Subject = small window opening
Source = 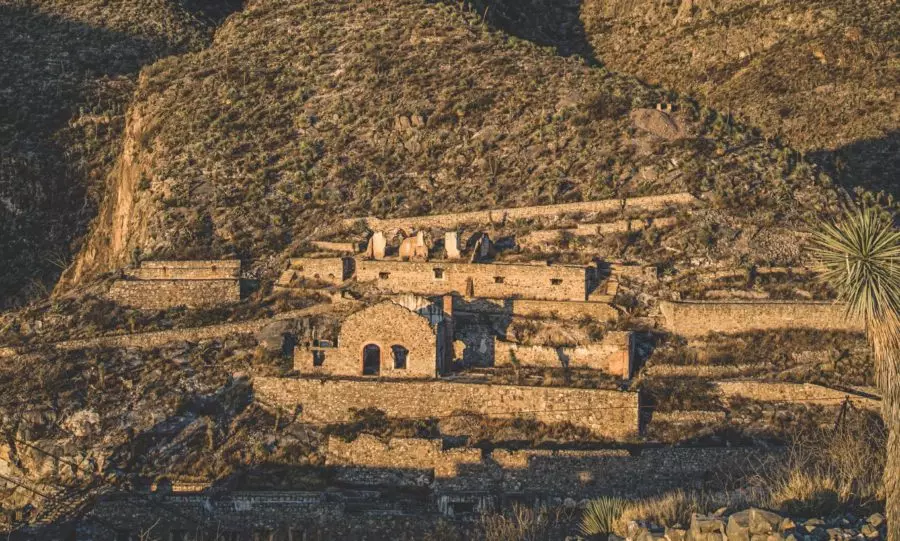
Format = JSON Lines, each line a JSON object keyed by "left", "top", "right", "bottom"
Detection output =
{"left": 550, "top": 278, "right": 563, "bottom": 286}
{"left": 312, "top": 350, "right": 326, "bottom": 367}
{"left": 433, "top": 267, "right": 445, "bottom": 280}
{"left": 379, "top": 272, "right": 390, "bottom": 280}
{"left": 494, "top": 276, "right": 505, "bottom": 284}
{"left": 391, "top": 345, "right": 409, "bottom": 369}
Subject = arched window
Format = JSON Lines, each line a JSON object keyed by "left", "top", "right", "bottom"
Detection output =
{"left": 391, "top": 345, "right": 409, "bottom": 369}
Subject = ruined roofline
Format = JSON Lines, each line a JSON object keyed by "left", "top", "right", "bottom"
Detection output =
{"left": 342, "top": 192, "right": 698, "bottom": 230}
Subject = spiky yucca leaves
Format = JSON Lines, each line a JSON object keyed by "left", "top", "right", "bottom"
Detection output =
{"left": 580, "top": 496, "right": 627, "bottom": 536}
{"left": 811, "top": 204, "right": 900, "bottom": 540}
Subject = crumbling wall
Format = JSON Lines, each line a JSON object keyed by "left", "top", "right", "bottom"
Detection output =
{"left": 284, "top": 257, "right": 352, "bottom": 286}
{"left": 106, "top": 278, "right": 240, "bottom": 310}
{"left": 346, "top": 193, "right": 696, "bottom": 230}
{"left": 294, "top": 302, "right": 440, "bottom": 378}
{"left": 356, "top": 260, "right": 589, "bottom": 302}
{"left": 254, "top": 377, "right": 640, "bottom": 439}
{"left": 123, "top": 259, "right": 240, "bottom": 280}
{"left": 494, "top": 331, "right": 633, "bottom": 378}
{"left": 659, "top": 301, "right": 863, "bottom": 336}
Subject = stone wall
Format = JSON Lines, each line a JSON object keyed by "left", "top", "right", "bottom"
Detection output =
{"left": 323, "top": 435, "right": 773, "bottom": 499}
{"left": 345, "top": 193, "right": 697, "bottom": 230}
{"left": 659, "top": 301, "right": 863, "bottom": 337}
{"left": 106, "top": 278, "right": 241, "bottom": 310}
{"left": 356, "top": 260, "right": 590, "bottom": 302}
{"left": 254, "top": 377, "right": 640, "bottom": 439}
{"left": 294, "top": 302, "right": 443, "bottom": 378}
{"left": 520, "top": 217, "right": 678, "bottom": 248}
{"left": 494, "top": 331, "right": 633, "bottom": 378}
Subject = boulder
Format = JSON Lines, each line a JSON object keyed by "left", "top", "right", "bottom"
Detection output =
{"left": 689, "top": 513, "right": 726, "bottom": 541}
{"left": 749, "top": 508, "right": 784, "bottom": 535}
{"left": 630, "top": 108, "right": 687, "bottom": 141}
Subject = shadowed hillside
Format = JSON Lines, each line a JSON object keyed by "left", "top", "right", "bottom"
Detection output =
{"left": 0, "top": 0, "right": 239, "bottom": 309}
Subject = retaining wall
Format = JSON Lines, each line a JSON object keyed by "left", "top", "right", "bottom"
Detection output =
{"left": 356, "top": 259, "right": 590, "bottom": 302}
{"left": 254, "top": 377, "right": 640, "bottom": 439}
{"left": 107, "top": 279, "right": 241, "bottom": 310}
{"left": 659, "top": 301, "right": 863, "bottom": 337}
{"left": 345, "top": 193, "right": 696, "bottom": 230}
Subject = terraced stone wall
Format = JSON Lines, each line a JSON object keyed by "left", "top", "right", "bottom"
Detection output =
{"left": 659, "top": 301, "right": 863, "bottom": 337}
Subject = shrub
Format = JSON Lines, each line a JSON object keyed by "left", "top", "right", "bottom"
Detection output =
{"left": 580, "top": 496, "right": 626, "bottom": 536}
{"left": 479, "top": 504, "right": 570, "bottom": 541}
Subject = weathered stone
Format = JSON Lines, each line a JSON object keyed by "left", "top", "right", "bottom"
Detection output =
{"left": 860, "top": 524, "right": 879, "bottom": 539}
{"left": 866, "top": 515, "right": 884, "bottom": 529}
{"left": 255, "top": 320, "right": 292, "bottom": 354}
{"left": 445, "top": 231, "right": 461, "bottom": 260}
{"left": 749, "top": 508, "right": 784, "bottom": 535}
{"left": 727, "top": 510, "right": 751, "bottom": 541}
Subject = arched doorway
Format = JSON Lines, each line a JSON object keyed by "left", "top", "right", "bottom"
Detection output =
{"left": 362, "top": 344, "right": 381, "bottom": 375}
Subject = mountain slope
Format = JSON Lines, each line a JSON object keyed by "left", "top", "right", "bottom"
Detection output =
{"left": 0, "top": 0, "right": 236, "bottom": 308}
{"left": 579, "top": 0, "right": 899, "bottom": 190}
{"left": 61, "top": 0, "right": 838, "bottom": 287}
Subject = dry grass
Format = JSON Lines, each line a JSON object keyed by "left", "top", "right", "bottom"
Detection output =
{"left": 763, "top": 408, "right": 886, "bottom": 516}
{"left": 480, "top": 504, "right": 574, "bottom": 541}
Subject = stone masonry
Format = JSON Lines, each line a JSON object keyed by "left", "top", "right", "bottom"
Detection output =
{"left": 107, "top": 260, "right": 241, "bottom": 310}
{"left": 254, "top": 377, "right": 640, "bottom": 440}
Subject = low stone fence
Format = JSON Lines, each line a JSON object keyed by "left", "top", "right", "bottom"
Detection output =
{"left": 254, "top": 377, "right": 640, "bottom": 440}
{"left": 520, "top": 217, "right": 678, "bottom": 248}
{"left": 345, "top": 193, "right": 697, "bottom": 231}
{"left": 659, "top": 301, "right": 863, "bottom": 337}
{"left": 7, "top": 308, "right": 324, "bottom": 355}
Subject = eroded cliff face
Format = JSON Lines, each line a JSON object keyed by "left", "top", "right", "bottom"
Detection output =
{"left": 56, "top": 90, "right": 158, "bottom": 290}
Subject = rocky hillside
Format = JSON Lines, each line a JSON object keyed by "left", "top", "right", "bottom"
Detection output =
{"left": 59, "top": 0, "right": 840, "bottom": 289}
{"left": 579, "top": 0, "right": 899, "bottom": 192}
{"left": 0, "top": 0, "right": 240, "bottom": 309}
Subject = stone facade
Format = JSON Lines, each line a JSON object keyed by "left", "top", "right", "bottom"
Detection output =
{"left": 494, "top": 331, "right": 634, "bottom": 378}
{"left": 254, "top": 377, "right": 640, "bottom": 439}
{"left": 659, "top": 300, "right": 864, "bottom": 337}
{"left": 107, "top": 259, "right": 241, "bottom": 309}
{"left": 294, "top": 300, "right": 451, "bottom": 378}
{"left": 345, "top": 193, "right": 697, "bottom": 231}
{"left": 356, "top": 259, "right": 592, "bottom": 302}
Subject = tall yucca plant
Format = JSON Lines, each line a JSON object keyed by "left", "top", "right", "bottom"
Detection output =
{"left": 811, "top": 203, "right": 900, "bottom": 540}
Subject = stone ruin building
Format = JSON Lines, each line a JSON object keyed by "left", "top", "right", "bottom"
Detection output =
{"left": 43, "top": 192, "right": 871, "bottom": 538}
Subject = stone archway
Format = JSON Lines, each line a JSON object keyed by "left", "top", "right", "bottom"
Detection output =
{"left": 362, "top": 343, "right": 381, "bottom": 375}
